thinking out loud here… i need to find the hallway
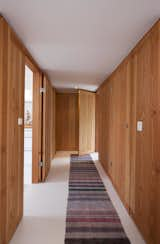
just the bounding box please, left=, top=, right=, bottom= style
left=1, top=5, right=160, bottom=243
left=10, top=152, right=145, bottom=244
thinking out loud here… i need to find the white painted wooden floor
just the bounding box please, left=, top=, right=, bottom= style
left=10, top=151, right=145, bottom=244
left=24, top=128, right=32, bottom=185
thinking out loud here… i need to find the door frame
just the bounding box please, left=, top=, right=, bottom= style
left=25, top=57, right=43, bottom=183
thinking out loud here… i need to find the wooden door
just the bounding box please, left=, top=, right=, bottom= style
left=32, top=64, right=43, bottom=183
left=51, top=88, right=56, bottom=158
left=79, top=90, right=95, bottom=155
left=56, top=93, right=79, bottom=151
left=42, top=76, right=52, bottom=181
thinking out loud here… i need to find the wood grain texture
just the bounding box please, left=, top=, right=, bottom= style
left=0, top=18, right=25, bottom=243
left=56, top=93, right=78, bottom=151
left=96, top=62, right=131, bottom=209
left=26, top=58, right=55, bottom=183
left=155, top=20, right=160, bottom=244
left=42, top=76, right=54, bottom=180
left=6, top=28, right=25, bottom=244
left=32, top=67, right=43, bottom=183
left=51, top=88, right=56, bottom=158
left=96, top=20, right=160, bottom=244
left=79, top=90, right=95, bottom=155
left=129, top=23, right=160, bottom=244
left=0, top=16, right=56, bottom=243
left=0, top=17, right=8, bottom=244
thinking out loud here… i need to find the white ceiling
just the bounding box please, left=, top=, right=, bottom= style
left=0, top=0, right=160, bottom=91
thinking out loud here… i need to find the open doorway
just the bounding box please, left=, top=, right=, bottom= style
left=23, top=58, right=44, bottom=184
left=24, top=65, right=33, bottom=184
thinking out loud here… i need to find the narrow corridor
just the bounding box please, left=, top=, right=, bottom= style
left=10, top=152, right=145, bottom=244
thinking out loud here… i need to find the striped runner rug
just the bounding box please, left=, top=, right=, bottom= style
left=65, top=154, right=131, bottom=244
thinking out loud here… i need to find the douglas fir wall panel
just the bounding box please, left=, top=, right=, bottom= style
left=0, top=16, right=8, bottom=244
left=0, top=16, right=56, bottom=243
left=6, top=27, right=25, bottom=243
left=56, top=91, right=95, bottom=154
left=56, top=93, right=79, bottom=151
left=96, top=61, right=131, bottom=209
left=79, top=90, right=95, bottom=155
left=129, top=22, right=160, bottom=244
left=0, top=17, right=25, bottom=243
left=96, top=20, right=160, bottom=244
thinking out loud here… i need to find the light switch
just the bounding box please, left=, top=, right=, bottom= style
left=137, top=121, right=143, bottom=132
left=18, top=118, right=23, bottom=126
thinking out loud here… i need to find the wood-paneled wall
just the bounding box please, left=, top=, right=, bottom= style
left=97, top=62, right=131, bottom=209
left=56, top=91, right=96, bottom=154
left=96, top=20, right=160, bottom=244
left=7, top=29, right=25, bottom=243
left=79, top=90, right=95, bottom=155
left=0, top=17, right=25, bottom=243
left=0, top=16, right=56, bottom=243
left=56, top=93, right=79, bottom=151
left=0, top=17, right=8, bottom=244
left=129, top=23, right=160, bottom=244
